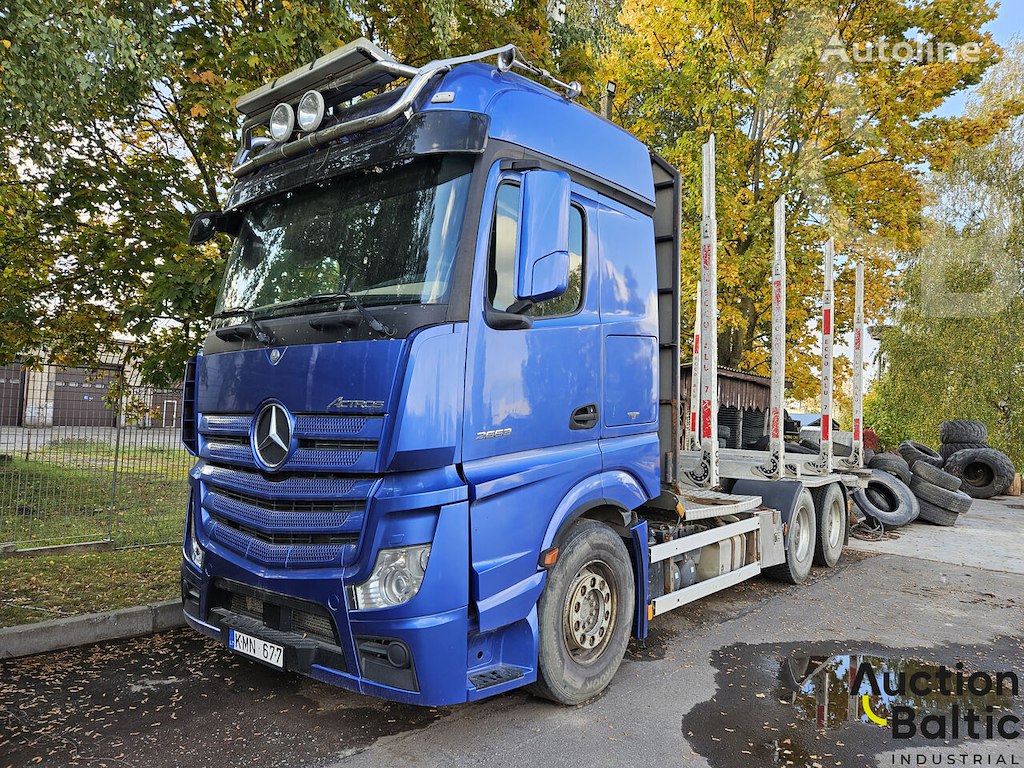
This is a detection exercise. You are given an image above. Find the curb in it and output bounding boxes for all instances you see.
[0,600,186,660]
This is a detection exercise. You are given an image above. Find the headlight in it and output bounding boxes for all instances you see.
[296,90,325,132]
[269,102,295,142]
[349,544,431,610]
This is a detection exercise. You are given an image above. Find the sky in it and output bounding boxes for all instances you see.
[935,1,1023,118]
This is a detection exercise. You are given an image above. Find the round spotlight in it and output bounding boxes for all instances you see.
[496,47,516,73]
[297,90,326,132]
[269,102,295,143]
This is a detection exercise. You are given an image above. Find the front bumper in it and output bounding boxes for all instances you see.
[181,576,470,705]
[181,497,476,707]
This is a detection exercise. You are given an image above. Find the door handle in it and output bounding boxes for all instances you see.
[570,404,599,430]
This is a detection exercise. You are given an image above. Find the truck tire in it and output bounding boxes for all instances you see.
[910,461,962,492]
[811,482,845,568]
[917,499,959,527]
[532,520,634,705]
[865,487,892,513]
[851,469,919,527]
[939,420,988,444]
[909,476,973,514]
[765,489,816,584]
[749,435,816,454]
[868,452,912,484]
[940,442,987,461]
[943,448,1017,499]
[798,438,852,458]
[898,440,944,469]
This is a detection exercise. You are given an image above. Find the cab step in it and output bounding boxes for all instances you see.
[469,664,526,690]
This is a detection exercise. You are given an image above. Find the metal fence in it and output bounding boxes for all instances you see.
[0,361,192,551]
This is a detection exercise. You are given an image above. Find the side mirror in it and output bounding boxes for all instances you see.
[188,212,220,245]
[188,211,239,245]
[514,170,571,304]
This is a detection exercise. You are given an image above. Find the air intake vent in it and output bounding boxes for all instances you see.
[182,354,199,455]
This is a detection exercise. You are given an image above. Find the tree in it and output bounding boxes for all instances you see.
[0,0,549,384]
[598,0,1017,399]
[866,43,1024,467]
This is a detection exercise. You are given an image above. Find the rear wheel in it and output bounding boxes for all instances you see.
[532,520,634,705]
[765,489,816,584]
[811,483,845,568]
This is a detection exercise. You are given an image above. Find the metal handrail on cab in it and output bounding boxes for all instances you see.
[230,38,581,178]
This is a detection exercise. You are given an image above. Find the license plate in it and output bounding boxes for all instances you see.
[229,629,284,669]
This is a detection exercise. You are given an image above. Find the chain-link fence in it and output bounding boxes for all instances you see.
[0,359,192,551]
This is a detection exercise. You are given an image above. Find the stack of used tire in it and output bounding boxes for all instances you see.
[938,420,1017,500]
[902,452,972,527]
[853,452,918,528]
[939,420,988,461]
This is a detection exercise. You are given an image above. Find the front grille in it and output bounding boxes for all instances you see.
[211,512,356,546]
[201,464,370,499]
[208,519,349,565]
[216,488,363,514]
[196,411,384,569]
[198,411,383,473]
[299,439,377,451]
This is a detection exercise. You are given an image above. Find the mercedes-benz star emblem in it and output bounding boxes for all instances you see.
[252,403,292,470]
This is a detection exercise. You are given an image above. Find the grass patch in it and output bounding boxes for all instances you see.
[0,544,181,628]
[1,439,191,547]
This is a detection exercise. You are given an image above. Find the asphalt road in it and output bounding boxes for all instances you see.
[2,499,1023,768]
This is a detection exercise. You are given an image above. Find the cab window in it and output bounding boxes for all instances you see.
[487,182,585,318]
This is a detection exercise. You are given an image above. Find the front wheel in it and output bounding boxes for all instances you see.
[532,520,635,705]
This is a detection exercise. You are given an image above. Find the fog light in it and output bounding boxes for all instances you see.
[296,90,325,132]
[269,102,295,142]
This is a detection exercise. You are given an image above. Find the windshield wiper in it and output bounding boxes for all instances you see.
[212,306,276,346]
[281,292,394,338]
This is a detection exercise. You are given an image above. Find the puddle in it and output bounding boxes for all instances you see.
[682,638,1024,768]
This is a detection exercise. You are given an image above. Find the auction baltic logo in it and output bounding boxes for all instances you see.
[850,659,1020,745]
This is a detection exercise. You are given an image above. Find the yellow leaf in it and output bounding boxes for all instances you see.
[189,104,208,118]
[1,40,11,49]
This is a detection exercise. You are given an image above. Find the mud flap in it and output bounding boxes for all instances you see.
[731,479,804,550]
[629,520,649,640]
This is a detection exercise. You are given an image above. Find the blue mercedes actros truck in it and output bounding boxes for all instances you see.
[181,38,863,706]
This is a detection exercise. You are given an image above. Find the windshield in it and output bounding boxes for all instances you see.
[215,156,474,317]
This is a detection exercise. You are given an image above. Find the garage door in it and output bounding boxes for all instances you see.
[0,364,24,426]
[53,367,119,427]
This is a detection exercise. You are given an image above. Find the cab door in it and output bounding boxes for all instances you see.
[462,170,601,464]
[461,163,602,630]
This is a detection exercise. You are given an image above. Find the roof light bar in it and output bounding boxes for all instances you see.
[231,42,583,178]
[235,37,413,121]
